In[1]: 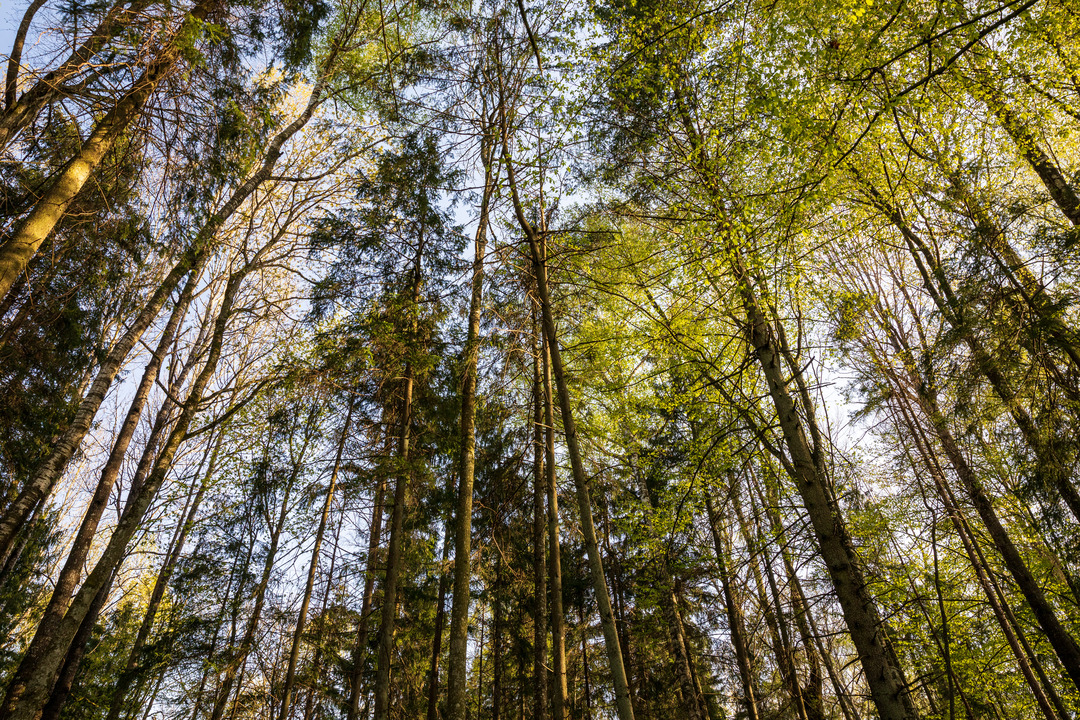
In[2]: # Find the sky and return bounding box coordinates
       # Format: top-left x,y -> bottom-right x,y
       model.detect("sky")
1,2 -> 23,65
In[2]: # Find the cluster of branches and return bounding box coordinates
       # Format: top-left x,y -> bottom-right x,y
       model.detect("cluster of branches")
2,0 -> 1080,719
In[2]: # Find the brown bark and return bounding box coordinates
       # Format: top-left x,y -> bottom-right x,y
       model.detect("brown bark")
891,331 -> 1080,692
493,546 -> 504,720
732,491 -> 810,720
640,463 -> 706,720
668,78 -> 917,719
20,257 -> 201,676
888,386 -> 1063,720
739,276 -> 918,720
38,569 -> 113,720
967,68 -> 1080,226
4,0 -> 48,111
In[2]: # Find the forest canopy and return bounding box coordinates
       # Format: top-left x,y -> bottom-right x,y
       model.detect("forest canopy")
1,0 -> 1079,718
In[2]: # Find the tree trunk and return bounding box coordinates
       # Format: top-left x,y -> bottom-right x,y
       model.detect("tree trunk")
966,65 -> 1080,226
531,317 -> 549,720
493,546 -> 504,720
732,490 -> 809,720
0,248 -> 202,566
38,566 -> 115,720
0,263 -> 248,720
855,172 -> 1080,524
754,468 -> 827,720
738,272 -> 918,720
447,119 -> 494,720
425,523 -> 450,720
0,0 -> 216,305
704,494 -> 761,720
20,257 -> 202,686
106,432 -> 222,720
0,0 -> 155,151
501,96 -> 636,720
543,335 -> 570,720
889,388 -> 1064,720
0,50 -> 333,563
373,243 -> 423,720
303,507 -> 345,720
908,357 -> 1080,692
279,403 -> 353,720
